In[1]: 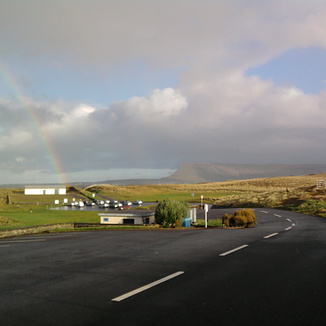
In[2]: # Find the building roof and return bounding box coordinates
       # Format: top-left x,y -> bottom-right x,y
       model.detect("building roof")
99,210 -> 155,217
25,185 -> 66,189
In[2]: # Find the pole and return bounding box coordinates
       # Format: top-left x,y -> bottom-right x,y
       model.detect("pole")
204,204 -> 208,228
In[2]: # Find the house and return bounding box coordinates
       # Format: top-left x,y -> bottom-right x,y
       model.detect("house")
99,211 -> 155,225
24,185 -> 67,195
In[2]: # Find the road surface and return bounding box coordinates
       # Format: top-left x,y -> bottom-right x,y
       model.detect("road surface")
0,209 -> 325,325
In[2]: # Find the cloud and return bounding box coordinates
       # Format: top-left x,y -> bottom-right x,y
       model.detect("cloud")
2,78 -> 325,178
2,1 -> 325,68
1,0 -> 326,183
109,88 -> 187,122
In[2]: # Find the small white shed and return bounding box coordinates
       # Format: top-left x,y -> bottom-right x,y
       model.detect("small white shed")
24,185 -> 66,195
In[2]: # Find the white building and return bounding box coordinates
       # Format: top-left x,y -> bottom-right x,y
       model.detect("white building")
99,211 -> 155,225
24,185 -> 66,195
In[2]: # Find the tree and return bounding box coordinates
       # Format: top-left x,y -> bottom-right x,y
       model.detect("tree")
155,199 -> 189,227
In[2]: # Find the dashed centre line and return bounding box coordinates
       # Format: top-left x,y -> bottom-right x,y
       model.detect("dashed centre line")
285,227 -> 292,231
264,233 -> 279,239
273,214 -> 282,217
219,244 -> 249,257
112,271 -> 184,302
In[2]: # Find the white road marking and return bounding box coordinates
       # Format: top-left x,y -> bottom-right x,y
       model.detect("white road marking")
219,244 -> 249,257
273,214 -> 282,217
111,271 -> 184,302
285,227 -> 292,231
261,211 -> 268,213
286,218 -> 292,222
292,223 -> 296,226
264,233 -> 279,239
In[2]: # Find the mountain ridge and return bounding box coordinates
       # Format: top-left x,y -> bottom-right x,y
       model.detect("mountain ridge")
161,163 -> 326,184
1,163 -> 326,187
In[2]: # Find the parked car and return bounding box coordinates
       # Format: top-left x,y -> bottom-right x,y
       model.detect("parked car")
99,203 -> 109,208
109,202 -> 119,208
119,205 -> 130,210
121,200 -> 132,206
76,201 -> 84,208
132,200 -> 143,205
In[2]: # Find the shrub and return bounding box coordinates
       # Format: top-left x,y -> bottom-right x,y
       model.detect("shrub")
222,209 -> 256,228
222,213 -> 232,227
155,200 -> 189,228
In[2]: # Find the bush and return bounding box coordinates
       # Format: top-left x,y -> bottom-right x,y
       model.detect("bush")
222,213 -> 232,227
222,209 -> 256,228
155,200 -> 189,228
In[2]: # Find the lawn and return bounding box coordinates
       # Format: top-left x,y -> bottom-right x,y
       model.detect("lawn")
0,204 -> 99,229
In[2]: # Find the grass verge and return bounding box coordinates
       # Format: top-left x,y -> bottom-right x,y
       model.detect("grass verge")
196,219 -> 223,227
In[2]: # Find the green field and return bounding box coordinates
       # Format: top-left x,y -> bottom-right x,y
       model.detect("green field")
0,205 -> 99,230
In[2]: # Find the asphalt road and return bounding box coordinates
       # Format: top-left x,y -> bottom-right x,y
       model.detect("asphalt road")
0,209 -> 325,325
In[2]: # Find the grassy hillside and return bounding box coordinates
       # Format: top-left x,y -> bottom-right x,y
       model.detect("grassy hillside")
86,173 -> 325,201
85,183 -> 237,202
210,174 -> 326,215
86,173 -> 326,217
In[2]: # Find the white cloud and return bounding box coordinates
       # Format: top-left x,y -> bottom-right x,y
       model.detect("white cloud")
71,104 -> 95,118
110,88 -> 187,123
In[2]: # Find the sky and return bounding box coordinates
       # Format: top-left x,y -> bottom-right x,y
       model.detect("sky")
1,0 -> 326,184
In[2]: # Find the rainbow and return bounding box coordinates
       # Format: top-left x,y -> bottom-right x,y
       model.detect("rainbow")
0,60 -> 67,184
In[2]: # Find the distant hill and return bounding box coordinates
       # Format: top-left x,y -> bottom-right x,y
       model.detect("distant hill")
160,163 -> 326,184
0,179 -> 166,188
1,163 -> 326,188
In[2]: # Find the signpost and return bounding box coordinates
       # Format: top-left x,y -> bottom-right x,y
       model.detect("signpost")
204,204 -> 208,228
